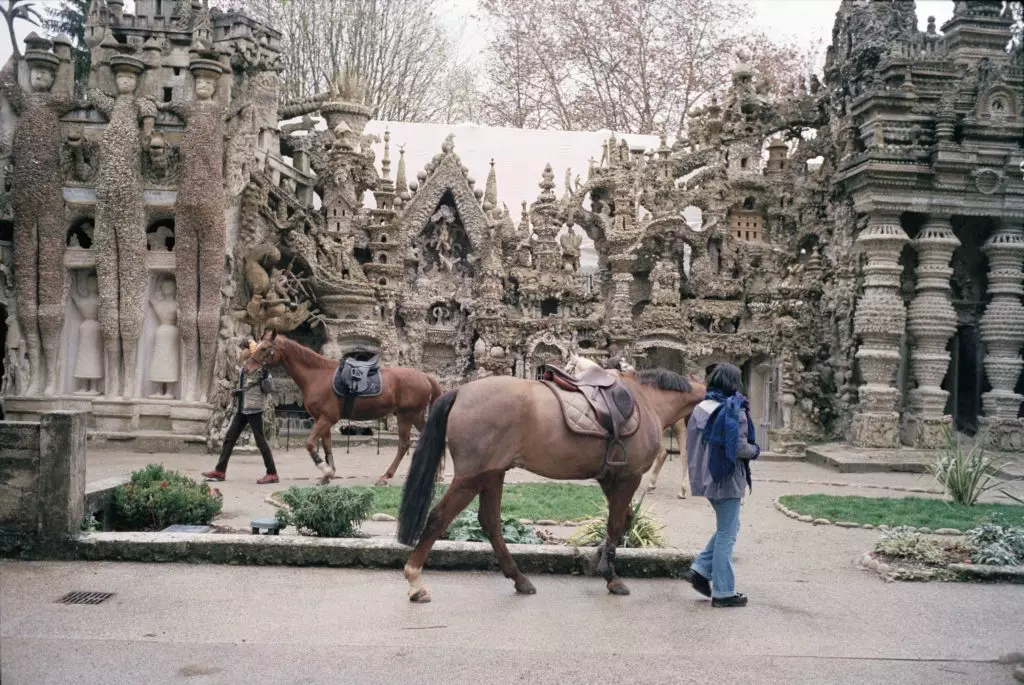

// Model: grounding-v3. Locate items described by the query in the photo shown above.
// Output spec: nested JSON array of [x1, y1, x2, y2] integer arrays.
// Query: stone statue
[[158, 57, 249, 403], [339, 233, 367, 282], [148, 276, 180, 398], [70, 271, 103, 395], [559, 230, 583, 272], [1, 45, 79, 395], [89, 54, 157, 399], [429, 205, 459, 272]]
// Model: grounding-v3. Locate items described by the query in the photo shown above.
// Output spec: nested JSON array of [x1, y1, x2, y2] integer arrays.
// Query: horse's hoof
[[677, 491, 687, 500], [374, 477, 389, 487], [317, 476, 331, 486], [514, 577, 537, 595], [646, 483, 657, 492], [409, 589, 431, 603], [607, 579, 630, 596]]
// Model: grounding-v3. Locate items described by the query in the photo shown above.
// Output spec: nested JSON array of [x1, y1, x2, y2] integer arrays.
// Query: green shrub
[[568, 498, 667, 549], [113, 464, 222, 531], [931, 428, 1016, 506], [275, 486, 374, 537], [873, 526, 945, 565], [967, 524, 1024, 566], [443, 510, 540, 544]]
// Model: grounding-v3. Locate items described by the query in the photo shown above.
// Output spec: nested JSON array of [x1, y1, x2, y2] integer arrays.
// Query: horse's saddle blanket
[[541, 366, 640, 439], [332, 355, 383, 398]]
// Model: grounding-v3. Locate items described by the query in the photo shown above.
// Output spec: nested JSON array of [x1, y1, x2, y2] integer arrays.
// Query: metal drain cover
[[56, 591, 115, 605]]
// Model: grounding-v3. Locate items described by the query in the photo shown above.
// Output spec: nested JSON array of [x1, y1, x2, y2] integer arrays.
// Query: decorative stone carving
[[89, 54, 156, 399], [70, 270, 103, 394], [148, 275, 180, 398], [903, 217, 960, 447], [1, 44, 78, 396], [61, 126, 99, 183], [849, 214, 908, 448], [559, 230, 582, 272], [978, 222, 1024, 448]]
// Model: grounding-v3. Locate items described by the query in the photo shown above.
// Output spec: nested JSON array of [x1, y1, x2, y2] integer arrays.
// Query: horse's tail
[[398, 389, 458, 546]]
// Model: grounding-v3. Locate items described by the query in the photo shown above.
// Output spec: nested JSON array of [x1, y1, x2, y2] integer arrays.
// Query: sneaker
[[202, 470, 226, 482], [711, 593, 748, 608], [256, 473, 280, 485], [683, 569, 712, 598]]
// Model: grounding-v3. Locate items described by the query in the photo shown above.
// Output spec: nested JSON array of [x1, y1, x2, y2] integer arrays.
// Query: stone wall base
[[978, 418, 1024, 453], [848, 411, 901, 448], [901, 415, 953, 449]]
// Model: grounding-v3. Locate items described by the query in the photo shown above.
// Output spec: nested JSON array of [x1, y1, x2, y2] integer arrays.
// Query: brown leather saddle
[[541, 364, 640, 467]]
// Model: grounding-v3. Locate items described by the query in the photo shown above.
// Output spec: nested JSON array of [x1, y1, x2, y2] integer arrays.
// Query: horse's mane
[[277, 335, 337, 370], [635, 368, 693, 393]]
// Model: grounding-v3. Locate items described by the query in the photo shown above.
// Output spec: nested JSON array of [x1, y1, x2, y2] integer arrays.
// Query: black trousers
[[215, 411, 277, 474]]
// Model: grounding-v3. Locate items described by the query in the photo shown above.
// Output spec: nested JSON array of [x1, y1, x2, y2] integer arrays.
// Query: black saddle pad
[[332, 356, 383, 398]]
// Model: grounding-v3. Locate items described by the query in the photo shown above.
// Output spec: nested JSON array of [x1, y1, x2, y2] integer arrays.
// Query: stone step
[[87, 431, 209, 454]]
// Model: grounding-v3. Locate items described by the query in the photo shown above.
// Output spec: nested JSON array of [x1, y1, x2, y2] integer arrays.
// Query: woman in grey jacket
[[202, 338, 279, 484], [683, 363, 760, 607]]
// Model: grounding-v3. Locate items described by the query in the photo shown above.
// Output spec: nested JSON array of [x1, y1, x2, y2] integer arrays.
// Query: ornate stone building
[[0, 0, 1021, 454]]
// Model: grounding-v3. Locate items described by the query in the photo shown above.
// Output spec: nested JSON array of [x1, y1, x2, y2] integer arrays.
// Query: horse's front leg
[[305, 416, 335, 483], [597, 473, 642, 596], [375, 412, 414, 486]]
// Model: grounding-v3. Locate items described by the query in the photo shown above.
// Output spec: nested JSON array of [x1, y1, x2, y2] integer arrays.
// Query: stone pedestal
[[849, 214, 909, 448], [903, 217, 959, 448], [978, 222, 1024, 449]]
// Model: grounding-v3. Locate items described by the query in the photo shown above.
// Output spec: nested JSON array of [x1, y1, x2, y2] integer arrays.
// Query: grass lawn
[[343, 483, 606, 522], [779, 494, 1024, 530]]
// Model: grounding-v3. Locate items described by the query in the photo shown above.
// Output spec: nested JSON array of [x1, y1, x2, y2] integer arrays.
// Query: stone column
[[979, 221, 1024, 450], [849, 213, 909, 448], [903, 216, 960, 447]]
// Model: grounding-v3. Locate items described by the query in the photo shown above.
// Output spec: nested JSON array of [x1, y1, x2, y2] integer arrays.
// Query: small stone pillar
[[38, 410, 87, 536], [904, 216, 960, 447], [979, 222, 1024, 450], [849, 213, 909, 447]]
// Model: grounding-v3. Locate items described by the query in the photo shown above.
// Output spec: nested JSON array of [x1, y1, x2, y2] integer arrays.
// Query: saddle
[[332, 355, 383, 418], [541, 364, 639, 467]]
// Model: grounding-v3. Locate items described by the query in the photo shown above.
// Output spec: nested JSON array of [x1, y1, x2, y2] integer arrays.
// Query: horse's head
[[249, 329, 282, 369]]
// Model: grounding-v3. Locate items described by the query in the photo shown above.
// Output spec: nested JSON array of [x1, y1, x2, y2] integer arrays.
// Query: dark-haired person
[[682, 363, 760, 607], [202, 338, 279, 484]]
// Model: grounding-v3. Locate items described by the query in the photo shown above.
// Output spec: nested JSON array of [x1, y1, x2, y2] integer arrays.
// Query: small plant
[[80, 514, 100, 532], [568, 496, 667, 549], [966, 524, 1024, 566], [874, 526, 945, 565], [275, 486, 374, 537], [113, 464, 222, 531], [931, 428, 1018, 506], [443, 510, 540, 545]]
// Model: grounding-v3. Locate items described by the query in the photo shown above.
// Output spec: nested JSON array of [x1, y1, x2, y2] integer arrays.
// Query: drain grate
[[56, 591, 115, 605]]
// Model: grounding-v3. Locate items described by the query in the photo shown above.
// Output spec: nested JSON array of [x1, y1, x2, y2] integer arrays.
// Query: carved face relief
[[115, 71, 138, 95], [84, 274, 99, 297], [160, 278, 176, 298], [29, 66, 55, 92], [194, 74, 217, 101]]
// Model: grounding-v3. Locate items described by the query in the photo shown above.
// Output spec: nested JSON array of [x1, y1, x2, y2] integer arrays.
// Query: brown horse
[[249, 331, 442, 484], [396, 367, 706, 603]]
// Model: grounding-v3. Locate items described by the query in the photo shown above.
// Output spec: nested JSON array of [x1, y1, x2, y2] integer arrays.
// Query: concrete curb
[[70, 532, 695, 578], [948, 563, 1024, 583], [772, 497, 965, 535]]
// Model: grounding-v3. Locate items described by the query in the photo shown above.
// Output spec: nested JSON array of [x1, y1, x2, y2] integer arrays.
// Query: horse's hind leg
[[405, 475, 481, 603], [647, 446, 668, 492], [478, 472, 535, 595], [375, 412, 414, 486], [597, 473, 642, 596]]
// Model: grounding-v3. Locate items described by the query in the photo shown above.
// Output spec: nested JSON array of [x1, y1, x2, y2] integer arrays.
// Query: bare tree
[[480, 0, 815, 135], [241, 0, 473, 123]]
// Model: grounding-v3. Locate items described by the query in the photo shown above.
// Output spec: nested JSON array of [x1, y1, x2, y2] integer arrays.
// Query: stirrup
[[605, 439, 628, 467]]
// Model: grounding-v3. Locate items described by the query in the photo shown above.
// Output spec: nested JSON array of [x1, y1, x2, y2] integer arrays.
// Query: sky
[[3, 1, 957, 68]]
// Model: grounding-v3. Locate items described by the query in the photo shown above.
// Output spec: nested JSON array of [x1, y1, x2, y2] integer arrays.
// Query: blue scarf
[[702, 389, 757, 486]]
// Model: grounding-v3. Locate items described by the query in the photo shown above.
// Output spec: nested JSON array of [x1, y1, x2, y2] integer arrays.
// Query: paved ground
[[1, 446, 1017, 683], [2, 560, 1022, 685]]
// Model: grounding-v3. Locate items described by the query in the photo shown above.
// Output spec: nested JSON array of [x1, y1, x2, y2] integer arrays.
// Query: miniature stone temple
[[0, 0, 1021, 455]]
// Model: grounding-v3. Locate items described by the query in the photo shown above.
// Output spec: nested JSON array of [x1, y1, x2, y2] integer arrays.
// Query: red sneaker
[[257, 473, 280, 485], [202, 470, 226, 482]]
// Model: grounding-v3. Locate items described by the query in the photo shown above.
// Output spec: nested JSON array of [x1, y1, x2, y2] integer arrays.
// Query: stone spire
[[395, 145, 410, 201], [381, 128, 392, 181], [483, 159, 497, 211]]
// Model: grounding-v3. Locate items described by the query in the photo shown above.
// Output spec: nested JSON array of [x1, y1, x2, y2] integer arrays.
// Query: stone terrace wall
[[0, 411, 87, 552]]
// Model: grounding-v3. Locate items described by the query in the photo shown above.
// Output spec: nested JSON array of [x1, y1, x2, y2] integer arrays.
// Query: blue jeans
[[690, 497, 741, 598]]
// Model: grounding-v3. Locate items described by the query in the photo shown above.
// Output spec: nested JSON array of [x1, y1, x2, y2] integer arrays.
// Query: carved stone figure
[[1, 46, 78, 395], [70, 271, 103, 394], [158, 57, 248, 403], [148, 276, 180, 398], [559, 230, 583, 272], [89, 54, 157, 399]]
